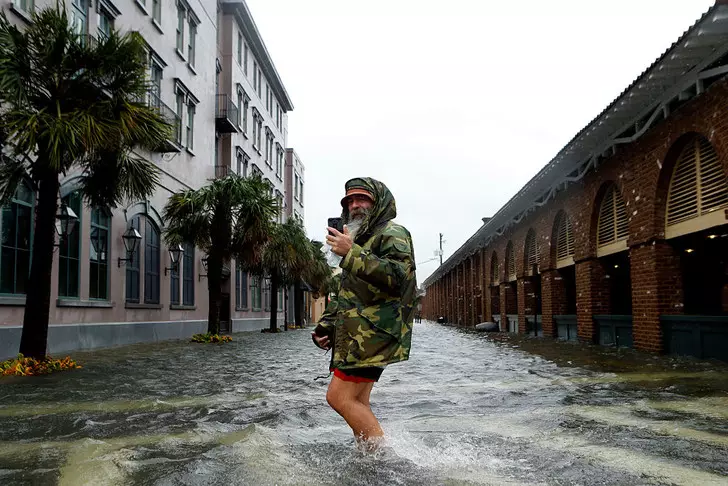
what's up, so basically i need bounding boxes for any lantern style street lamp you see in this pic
[55,202,78,242]
[117,227,142,267]
[199,256,208,281]
[90,227,107,262]
[165,244,184,275]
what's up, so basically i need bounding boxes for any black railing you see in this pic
[215,94,238,133]
[148,91,182,151]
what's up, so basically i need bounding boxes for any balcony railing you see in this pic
[148,91,182,152]
[215,94,238,133]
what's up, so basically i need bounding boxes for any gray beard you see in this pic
[346,216,364,239]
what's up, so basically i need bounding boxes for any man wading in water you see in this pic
[312,177,417,450]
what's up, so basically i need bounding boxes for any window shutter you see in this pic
[506,243,516,281]
[597,185,628,247]
[666,137,728,238]
[556,212,575,264]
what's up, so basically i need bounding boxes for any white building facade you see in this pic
[0,0,301,358]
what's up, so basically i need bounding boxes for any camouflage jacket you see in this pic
[314,178,417,370]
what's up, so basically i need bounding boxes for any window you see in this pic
[244,44,249,75]
[277,287,283,311]
[186,104,195,150]
[125,216,141,303]
[237,91,243,127]
[263,278,271,311]
[170,253,180,305]
[16,0,33,13]
[144,218,160,304]
[257,118,263,149]
[176,4,185,53]
[251,113,259,148]
[175,92,184,144]
[90,208,110,300]
[251,276,262,310]
[266,85,270,113]
[294,174,299,200]
[175,81,199,150]
[237,31,243,66]
[276,147,284,179]
[152,0,161,24]
[182,242,194,306]
[257,67,262,97]
[237,149,249,177]
[0,182,34,295]
[299,180,304,204]
[235,265,248,309]
[150,59,163,107]
[276,193,283,223]
[242,94,249,133]
[524,229,539,275]
[58,191,82,298]
[253,62,258,91]
[188,22,197,68]
[98,8,113,40]
[71,0,88,36]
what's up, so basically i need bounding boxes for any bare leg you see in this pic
[326,376,383,443]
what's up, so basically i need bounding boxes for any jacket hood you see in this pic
[341,177,397,243]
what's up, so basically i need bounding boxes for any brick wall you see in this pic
[423,77,728,352]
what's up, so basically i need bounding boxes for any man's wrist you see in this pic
[340,243,362,270]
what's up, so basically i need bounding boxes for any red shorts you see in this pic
[333,367,384,383]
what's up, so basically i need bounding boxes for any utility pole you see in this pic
[439,233,444,266]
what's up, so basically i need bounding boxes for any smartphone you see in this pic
[327,217,344,235]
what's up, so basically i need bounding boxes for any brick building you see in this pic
[421,2,728,361]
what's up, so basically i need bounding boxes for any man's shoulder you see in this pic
[380,221,412,240]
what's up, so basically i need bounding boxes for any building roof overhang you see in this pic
[424,2,728,288]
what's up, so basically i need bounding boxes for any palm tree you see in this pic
[163,175,277,335]
[0,7,172,359]
[251,218,312,332]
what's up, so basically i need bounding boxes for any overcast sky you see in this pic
[245,0,714,283]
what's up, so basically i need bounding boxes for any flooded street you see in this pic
[1,321,728,485]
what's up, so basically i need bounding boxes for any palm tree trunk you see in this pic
[19,171,59,360]
[269,273,279,333]
[207,253,223,335]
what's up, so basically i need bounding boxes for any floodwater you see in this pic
[1,322,728,485]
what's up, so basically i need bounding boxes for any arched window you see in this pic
[90,208,110,300]
[0,182,34,295]
[505,242,516,282]
[125,216,142,303]
[555,211,575,268]
[597,184,628,257]
[58,191,82,298]
[666,136,728,239]
[144,218,161,304]
[182,241,194,306]
[524,229,539,275]
[490,253,499,286]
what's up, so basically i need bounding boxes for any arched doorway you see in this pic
[660,135,728,360]
[504,241,518,333]
[593,183,633,348]
[553,211,578,341]
[490,252,501,328]
[523,229,542,336]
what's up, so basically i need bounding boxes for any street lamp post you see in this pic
[117,227,142,267]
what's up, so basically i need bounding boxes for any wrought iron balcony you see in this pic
[148,91,182,153]
[215,94,238,133]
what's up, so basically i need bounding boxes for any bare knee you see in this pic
[326,388,347,413]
